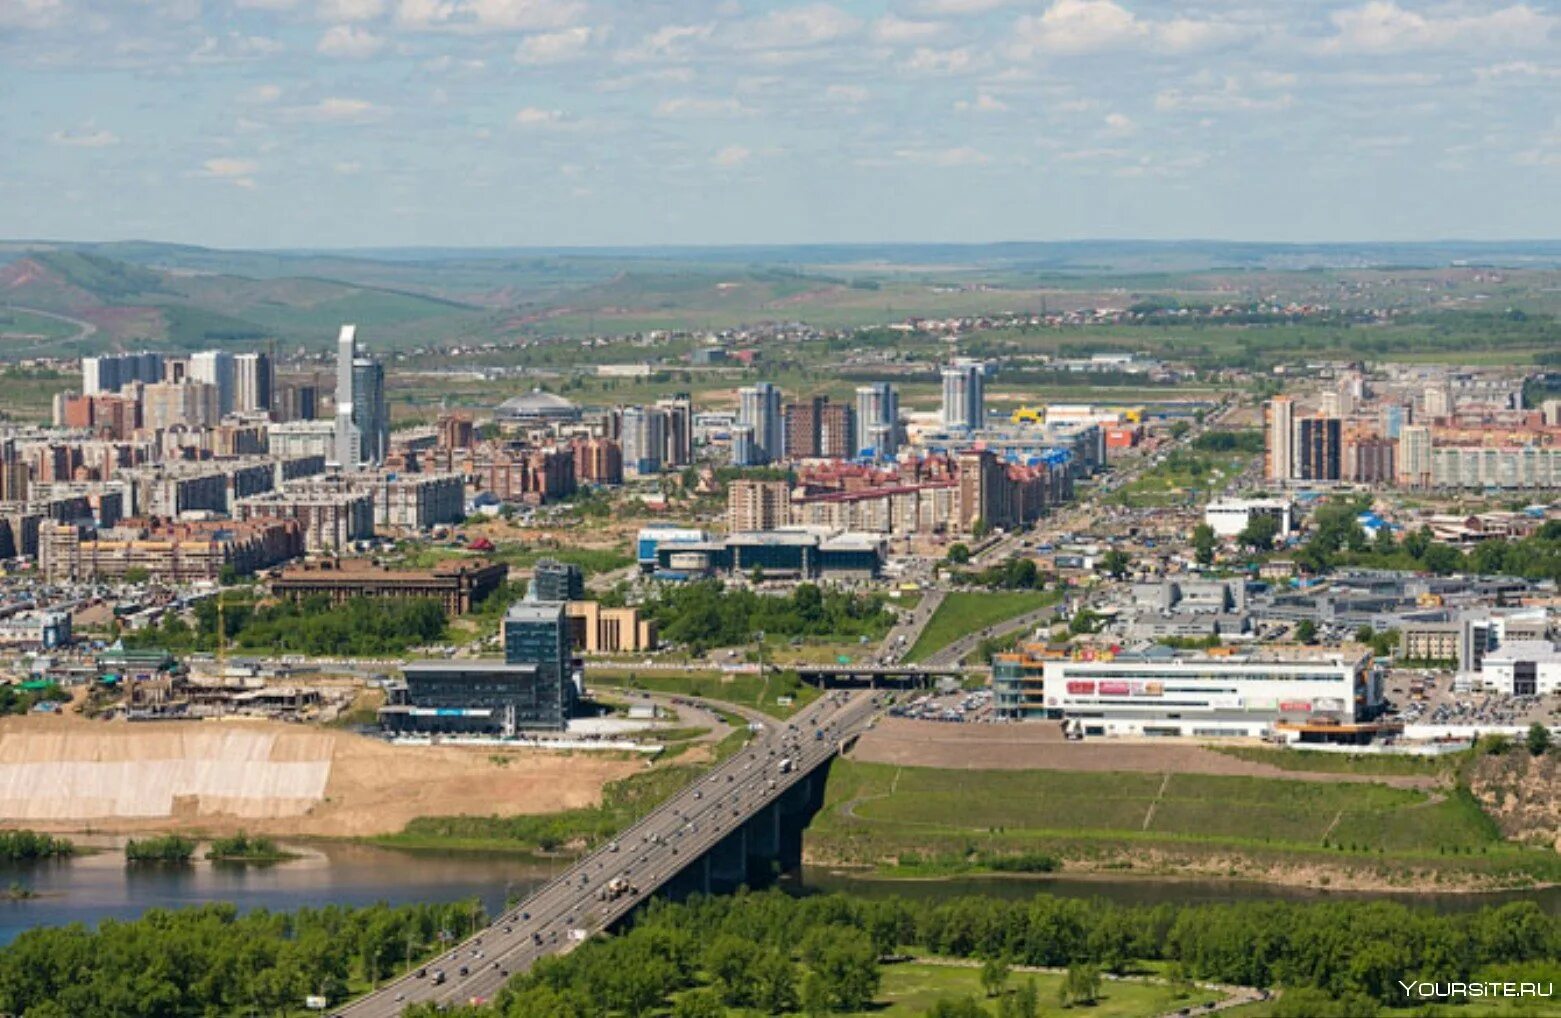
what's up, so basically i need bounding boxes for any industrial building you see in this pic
[269,557,508,614]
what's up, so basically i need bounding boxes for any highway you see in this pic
[336,689,882,1016]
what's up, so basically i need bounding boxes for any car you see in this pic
[415,967,427,978]
[458,965,469,977]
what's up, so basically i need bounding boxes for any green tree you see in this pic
[802,926,880,1011]
[927,996,991,1017]
[705,934,759,1005]
[1099,549,1132,579]
[1526,723,1552,757]
[1058,962,1101,1007]
[980,954,1011,997]
[1295,619,1318,644]
[752,948,798,1013]
[1239,513,1281,551]
[1192,523,1217,566]
[672,987,725,1018]
[948,543,972,565]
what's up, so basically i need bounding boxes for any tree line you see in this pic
[405,888,1560,1017]
[126,593,449,656]
[0,899,485,1017]
[633,581,894,653]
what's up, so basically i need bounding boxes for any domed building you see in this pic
[494,389,582,426]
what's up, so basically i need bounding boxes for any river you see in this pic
[2,840,1557,946]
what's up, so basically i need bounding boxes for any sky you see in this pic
[2,0,1558,249]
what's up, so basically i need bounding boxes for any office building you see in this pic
[728,479,791,533]
[530,558,584,602]
[730,424,760,467]
[1297,416,1341,481]
[233,352,274,415]
[620,405,667,475]
[1265,396,1295,482]
[656,394,694,468]
[188,351,236,417]
[1479,643,1561,697]
[737,382,783,465]
[271,557,507,613]
[565,601,658,654]
[333,325,389,468]
[854,383,899,457]
[941,360,984,431]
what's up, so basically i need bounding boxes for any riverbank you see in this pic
[807,756,1561,893]
[0,714,637,838]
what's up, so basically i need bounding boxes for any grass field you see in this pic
[1210,745,1458,778]
[904,591,1057,663]
[586,668,821,718]
[831,959,1212,1017]
[1108,448,1260,508]
[809,761,1555,883]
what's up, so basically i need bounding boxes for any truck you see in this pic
[777,757,793,775]
[603,876,637,900]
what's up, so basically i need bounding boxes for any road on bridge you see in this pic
[335,689,881,1016]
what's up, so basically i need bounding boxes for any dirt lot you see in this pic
[853,718,1438,788]
[0,713,639,838]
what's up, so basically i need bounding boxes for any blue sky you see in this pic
[3,0,1557,248]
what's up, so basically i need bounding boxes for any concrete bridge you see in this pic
[793,662,983,688]
[336,690,882,1016]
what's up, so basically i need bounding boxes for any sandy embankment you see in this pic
[0,715,639,838]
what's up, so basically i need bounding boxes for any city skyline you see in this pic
[4,0,1558,248]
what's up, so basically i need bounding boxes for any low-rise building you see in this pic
[565,601,658,653]
[269,556,507,614]
[1478,641,1561,696]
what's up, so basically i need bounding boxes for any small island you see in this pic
[124,835,196,865]
[0,830,74,862]
[205,832,297,864]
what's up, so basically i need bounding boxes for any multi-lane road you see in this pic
[336,690,882,1016]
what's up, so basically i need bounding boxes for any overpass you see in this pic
[336,690,882,1015]
[792,662,982,688]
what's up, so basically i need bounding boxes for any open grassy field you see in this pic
[808,760,1559,886]
[829,959,1213,1017]
[585,668,821,719]
[1108,447,1260,508]
[1210,745,1457,779]
[905,591,1057,663]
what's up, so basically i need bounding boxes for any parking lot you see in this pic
[887,689,993,723]
[1385,669,1561,729]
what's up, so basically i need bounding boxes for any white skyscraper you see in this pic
[334,324,388,468]
[941,360,984,431]
[189,350,236,416]
[621,405,667,475]
[854,382,899,456]
[1266,396,1295,482]
[233,352,273,415]
[737,382,783,465]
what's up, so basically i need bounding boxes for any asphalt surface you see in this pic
[335,689,881,1016]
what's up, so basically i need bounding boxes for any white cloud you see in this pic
[514,105,565,125]
[1154,77,1294,112]
[514,25,592,63]
[1321,2,1555,54]
[244,83,284,103]
[465,0,583,30]
[620,23,713,61]
[713,144,751,167]
[912,0,1012,13]
[1013,0,1145,55]
[1155,17,1251,54]
[894,145,990,167]
[655,96,749,117]
[871,15,942,44]
[905,46,974,74]
[318,24,385,57]
[395,0,457,27]
[954,93,1008,113]
[201,157,258,188]
[234,0,298,8]
[826,84,870,103]
[190,33,286,64]
[1476,61,1561,81]
[739,4,861,50]
[1103,111,1134,133]
[318,0,385,20]
[49,124,119,147]
[333,161,364,174]
[289,97,381,122]
[0,0,64,28]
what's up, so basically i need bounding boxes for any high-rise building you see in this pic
[737,382,783,465]
[854,383,899,457]
[82,353,164,395]
[656,394,694,468]
[530,558,585,602]
[941,360,985,431]
[189,351,236,417]
[730,424,760,467]
[1423,383,1454,420]
[1345,435,1395,484]
[621,406,667,475]
[573,437,623,485]
[502,596,575,729]
[728,478,791,532]
[233,352,274,415]
[276,379,319,422]
[142,381,219,432]
[333,324,389,468]
[1397,425,1433,487]
[784,396,855,460]
[1380,403,1410,439]
[1297,416,1342,481]
[1266,396,1295,482]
